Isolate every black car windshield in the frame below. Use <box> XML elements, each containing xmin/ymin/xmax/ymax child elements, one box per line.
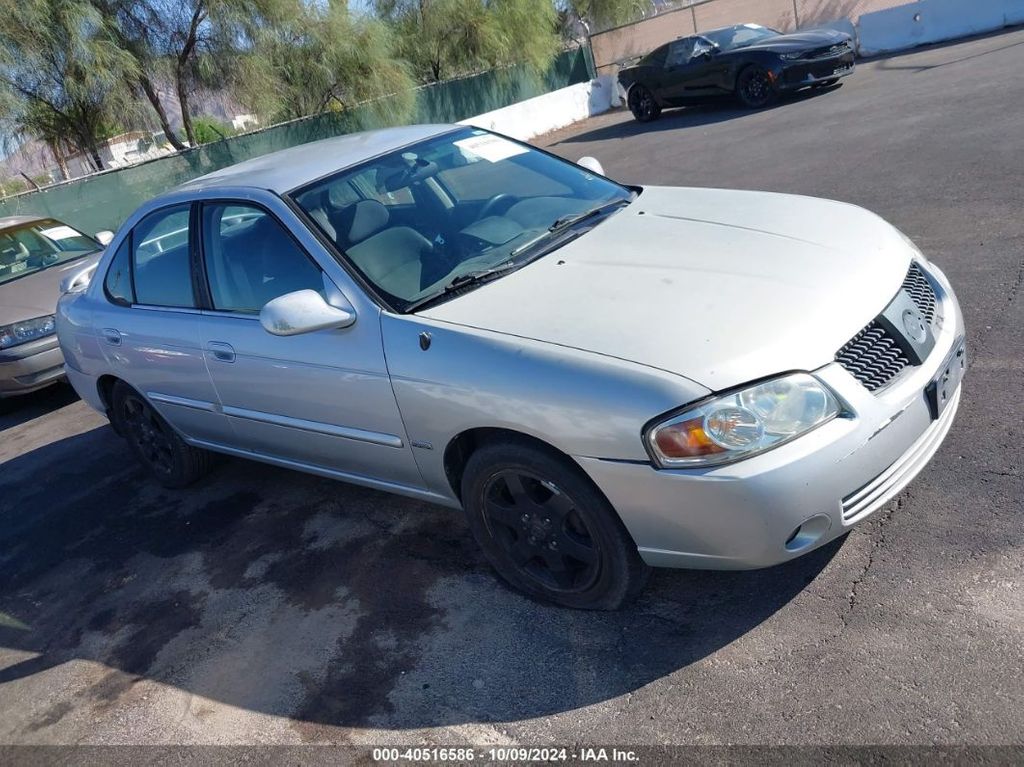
<box><xmin>290</xmin><ymin>127</ymin><xmax>632</xmax><ymax>312</ymax></box>
<box><xmin>703</xmin><ymin>24</ymin><xmax>780</xmax><ymax>51</ymax></box>
<box><xmin>0</xmin><ymin>219</ymin><xmax>99</xmax><ymax>286</ymax></box>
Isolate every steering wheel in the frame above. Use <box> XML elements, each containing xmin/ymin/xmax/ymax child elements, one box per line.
<box><xmin>476</xmin><ymin>193</ymin><xmax>519</xmax><ymax>222</ymax></box>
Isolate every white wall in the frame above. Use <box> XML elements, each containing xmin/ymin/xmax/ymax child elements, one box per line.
<box><xmin>858</xmin><ymin>0</ymin><xmax>1023</xmax><ymax>56</ymax></box>
<box><xmin>459</xmin><ymin>75</ymin><xmax>618</xmax><ymax>142</ymax></box>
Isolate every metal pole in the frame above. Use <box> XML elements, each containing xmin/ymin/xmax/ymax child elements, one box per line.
<box><xmin>792</xmin><ymin>0</ymin><xmax>800</xmax><ymax>29</ymax></box>
<box><xmin>690</xmin><ymin>3</ymin><xmax>697</xmax><ymax>33</ymax></box>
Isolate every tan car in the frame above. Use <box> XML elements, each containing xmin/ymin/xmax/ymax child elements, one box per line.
<box><xmin>0</xmin><ymin>216</ymin><xmax>110</xmax><ymax>398</ymax></box>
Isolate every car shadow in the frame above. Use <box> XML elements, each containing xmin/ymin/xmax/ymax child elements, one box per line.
<box><xmin>553</xmin><ymin>85</ymin><xmax>843</xmax><ymax>145</ymax></box>
<box><xmin>0</xmin><ymin>384</ymin><xmax>80</xmax><ymax>434</ymax></box>
<box><xmin>0</xmin><ymin>425</ymin><xmax>843</xmax><ymax>732</ymax></box>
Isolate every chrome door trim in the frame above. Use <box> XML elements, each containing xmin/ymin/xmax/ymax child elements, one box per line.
<box><xmin>221</xmin><ymin>404</ymin><xmax>405</xmax><ymax>448</ymax></box>
<box><xmin>147</xmin><ymin>391</ymin><xmax>219</xmax><ymax>412</ymax></box>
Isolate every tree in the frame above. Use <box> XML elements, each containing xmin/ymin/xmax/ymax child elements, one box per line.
<box><xmin>0</xmin><ymin>0</ymin><xmax>140</xmax><ymax>171</ymax></box>
<box><xmin>375</xmin><ymin>0</ymin><xmax>559</xmax><ymax>84</ymax></box>
<box><xmin>191</xmin><ymin>115</ymin><xmax>233</xmax><ymax>143</ymax></box>
<box><xmin>244</xmin><ymin>2</ymin><xmax>416</xmax><ymax>123</ymax></box>
<box><xmin>88</xmin><ymin>0</ymin><xmax>188</xmax><ymax>150</ymax></box>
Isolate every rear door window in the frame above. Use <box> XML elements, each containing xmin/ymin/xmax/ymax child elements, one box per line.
<box><xmin>131</xmin><ymin>205</ymin><xmax>195</xmax><ymax>308</ymax></box>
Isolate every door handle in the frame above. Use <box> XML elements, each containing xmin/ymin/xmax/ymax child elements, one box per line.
<box><xmin>206</xmin><ymin>341</ymin><xmax>235</xmax><ymax>363</ymax></box>
<box><xmin>101</xmin><ymin>328</ymin><xmax>122</xmax><ymax>346</ymax></box>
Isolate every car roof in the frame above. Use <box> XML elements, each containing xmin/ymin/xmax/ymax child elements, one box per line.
<box><xmin>176</xmin><ymin>124</ymin><xmax>461</xmax><ymax>196</ymax></box>
<box><xmin>0</xmin><ymin>215</ymin><xmax>48</xmax><ymax>230</ymax></box>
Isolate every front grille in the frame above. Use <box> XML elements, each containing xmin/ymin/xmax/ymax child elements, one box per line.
<box><xmin>835</xmin><ymin>321</ymin><xmax>911</xmax><ymax>392</ymax></box>
<box><xmin>805</xmin><ymin>42</ymin><xmax>851</xmax><ymax>60</ymax></box>
<box><xmin>835</xmin><ymin>262</ymin><xmax>939</xmax><ymax>392</ymax></box>
<box><xmin>901</xmin><ymin>262</ymin><xmax>936</xmax><ymax>324</ymax></box>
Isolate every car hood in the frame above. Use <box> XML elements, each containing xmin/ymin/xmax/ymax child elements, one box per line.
<box><xmin>0</xmin><ymin>253</ymin><xmax>101</xmax><ymax>326</ymax></box>
<box><xmin>742</xmin><ymin>28</ymin><xmax>850</xmax><ymax>53</ymax></box>
<box><xmin>422</xmin><ymin>186</ymin><xmax>912</xmax><ymax>391</ymax></box>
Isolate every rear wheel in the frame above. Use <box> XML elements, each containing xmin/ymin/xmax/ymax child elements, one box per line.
<box><xmin>627</xmin><ymin>84</ymin><xmax>661</xmax><ymax>122</ymax></box>
<box><xmin>461</xmin><ymin>440</ymin><xmax>650</xmax><ymax>609</ymax></box>
<box><xmin>111</xmin><ymin>381</ymin><xmax>214</xmax><ymax>488</ymax></box>
<box><xmin>736</xmin><ymin>65</ymin><xmax>778</xmax><ymax>108</ymax></box>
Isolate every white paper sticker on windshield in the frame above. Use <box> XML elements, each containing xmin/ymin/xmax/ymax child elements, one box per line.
<box><xmin>39</xmin><ymin>225</ymin><xmax>81</xmax><ymax>241</ymax></box>
<box><xmin>454</xmin><ymin>135</ymin><xmax>528</xmax><ymax>163</ymax></box>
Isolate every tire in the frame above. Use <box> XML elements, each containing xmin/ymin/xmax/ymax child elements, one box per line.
<box><xmin>111</xmin><ymin>381</ymin><xmax>215</xmax><ymax>488</ymax></box>
<box><xmin>461</xmin><ymin>439</ymin><xmax>650</xmax><ymax>610</ymax></box>
<box><xmin>627</xmin><ymin>84</ymin><xmax>661</xmax><ymax>123</ymax></box>
<box><xmin>736</xmin><ymin>65</ymin><xmax>778</xmax><ymax>108</ymax></box>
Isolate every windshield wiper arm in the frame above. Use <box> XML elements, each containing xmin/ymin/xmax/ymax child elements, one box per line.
<box><xmin>509</xmin><ymin>198</ymin><xmax>630</xmax><ymax>258</ymax></box>
<box><xmin>548</xmin><ymin>198</ymin><xmax>630</xmax><ymax>233</ymax></box>
<box><xmin>405</xmin><ymin>263</ymin><xmax>515</xmax><ymax>313</ymax></box>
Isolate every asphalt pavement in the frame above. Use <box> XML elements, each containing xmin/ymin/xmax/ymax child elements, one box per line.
<box><xmin>1</xmin><ymin>28</ymin><xmax>1022</xmax><ymax>747</ymax></box>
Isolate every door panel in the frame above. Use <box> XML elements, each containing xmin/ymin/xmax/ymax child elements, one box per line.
<box><xmin>199</xmin><ymin>311</ymin><xmax>424</xmax><ymax>487</ymax></box>
<box><xmin>197</xmin><ymin>200</ymin><xmax>424</xmax><ymax>488</ymax></box>
<box><xmin>95</xmin><ymin>203</ymin><xmax>230</xmax><ymax>442</ymax></box>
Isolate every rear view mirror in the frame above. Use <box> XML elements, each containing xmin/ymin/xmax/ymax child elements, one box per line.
<box><xmin>94</xmin><ymin>230</ymin><xmax>114</xmax><ymax>246</ymax></box>
<box><xmin>260</xmin><ymin>289</ymin><xmax>356</xmax><ymax>336</ymax></box>
<box><xmin>577</xmin><ymin>156</ymin><xmax>605</xmax><ymax>176</ymax></box>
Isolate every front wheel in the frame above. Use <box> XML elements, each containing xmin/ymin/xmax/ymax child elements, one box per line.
<box><xmin>111</xmin><ymin>381</ymin><xmax>215</xmax><ymax>488</ymax></box>
<box><xmin>461</xmin><ymin>440</ymin><xmax>650</xmax><ymax>609</ymax></box>
<box><xmin>627</xmin><ymin>84</ymin><xmax>661</xmax><ymax>122</ymax></box>
<box><xmin>736</xmin><ymin>65</ymin><xmax>778</xmax><ymax>108</ymax></box>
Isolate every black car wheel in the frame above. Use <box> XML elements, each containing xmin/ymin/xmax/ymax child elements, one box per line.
<box><xmin>627</xmin><ymin>84</ymin><xmax>661</xmax><ymax>122</ymax></box>
<box><xmin>461</xmin><ymin>439</ymin><xmax>650</xmax><ymax>609</ymax></box>
<box><xmin>111</xmin><ymin>381</ymin><xmax>214</xmax><ymax>488</ymax></box>
<box><xmin>736</xmin><ymin>65</ymin><xmax>778</xmax><ymax>108</ymax></box>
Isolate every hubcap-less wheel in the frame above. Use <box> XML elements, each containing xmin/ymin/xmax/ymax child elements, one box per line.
<box><xmin>738</xmin><ymin>67</ymin><xmax>773</xmax><ymax>107</ymax></box>
<box><xmin>122</xmin><ymin>394</ymin><xmax>175</xmax><ymax>477</ymax></box>
<box><xmin>628</xmin><ymin>86</ymin><xmax>659</xmax><ymax>122</ymax></box>
<box><xmin>481</xmin><ymin>469</ymin><xmax>599</xmax><ymax>593</ymax></box>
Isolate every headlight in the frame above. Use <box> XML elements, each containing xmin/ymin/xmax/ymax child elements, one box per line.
<box><xmin>0</xmin><ymin>315</ymin><xmax>56</xmax><ymax>350</ymax></box>
<box><xmin>645</xmin><ymin>373</ymin><xmax>843</xmax><ymax>468</ymax></box>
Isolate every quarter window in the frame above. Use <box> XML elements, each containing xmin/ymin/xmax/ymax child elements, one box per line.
<box><xmin>200</xmin><ymin>202</ymin><xmax>325</xmax><ymax>313</ymax></box>
<box><xmin>131</xmin><ymin>205</ymin><xmax>195</xmax><ymax>308</ymax></box>
<box><xmin>104</xmin><ymin>238</ymin><xmax>133</xmax><ymax>306</ymax></box>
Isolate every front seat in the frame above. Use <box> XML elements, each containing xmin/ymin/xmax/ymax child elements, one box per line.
<box><xmin>337</xmin><ymin>200</ymin><xmax>435</xmax><ymax>302</ymax></box>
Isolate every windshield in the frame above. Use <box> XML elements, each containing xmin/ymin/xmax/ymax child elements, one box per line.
<box><xmin>290</xmin><ymin>127</ymin><xmax>632</xmax><ymax>312</ymax></box>
<box><xmin>703</xmin><ymin>24</ymin><xmax>780</xmax><ymax>51</ymax></box>
<box><xmin>0</xmin><ymin>219</ymin><xmax>98</xmax><ymax>286</ymax></box>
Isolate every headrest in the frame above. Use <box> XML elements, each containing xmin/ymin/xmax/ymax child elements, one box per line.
<box><xmin>336</xmin><ymin>200</ymin><xmax>389</xmax><ymax>245</ymax></box>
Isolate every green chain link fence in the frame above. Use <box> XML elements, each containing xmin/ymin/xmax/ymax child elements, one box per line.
<box><xmin>0</xmin><ymin>47</ymin><xmax>593</xmax><ymax>235</ymax></box>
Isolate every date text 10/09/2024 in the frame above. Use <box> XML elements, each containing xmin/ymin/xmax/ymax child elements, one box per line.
<box><xmin>372</xmin><ymin>747</ymin><xmax>641</xmax><ymax>762</ymax></box>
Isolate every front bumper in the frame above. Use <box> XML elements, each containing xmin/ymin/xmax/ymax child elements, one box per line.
<box><xmin>577</xmin><ymin>260</ymin><xmax>964</xmax><ymax>570</ymax></box>
<box><xmin>0</xmin><ymin>334</ymin><xmax>65</xmax><ymax>397</ymax></box>
<box><xmin>779</xmin><ymin>52</ymin><xmax>856</xmax><ymax>90</ymax></box>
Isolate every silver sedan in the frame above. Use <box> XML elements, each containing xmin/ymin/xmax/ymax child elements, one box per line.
<box><xmin>56</xmin><ymin>125</ymin><xmax>965</xmax><ymax>609</ymax></box>
<box><xmin>0</xmin><ymin>216</ymin><xmax>107</xmax><ymax>398</ymax></box>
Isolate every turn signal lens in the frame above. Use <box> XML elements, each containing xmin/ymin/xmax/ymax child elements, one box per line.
<box><xmin>646</xmin><ymin>373</ymin><xmax>843</xmax><ymax>468</ymax></box>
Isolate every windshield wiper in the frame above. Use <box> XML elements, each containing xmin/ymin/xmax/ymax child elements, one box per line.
<box><xmin>510</xmin><ymin>198</ymin><xmax>630</xmax><ymax>258</ymax></box>
<box><xmin>405</xmin><ymin>263</ymin><xmax>515</xmax><ymax>313</ymax></box>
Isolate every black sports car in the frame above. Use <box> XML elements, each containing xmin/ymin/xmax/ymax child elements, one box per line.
<box><xmin>618</xmin><ymin>24</ymin><xmax>855</xmax><ymax>121</ymax></box>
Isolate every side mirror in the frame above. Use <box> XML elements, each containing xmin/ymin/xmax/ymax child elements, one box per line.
<box><xmin>60</xmin><ymin>263</ymin><xmax>98</xmax><ymax>294</ymax></box>
<box><xmin>577</xmin><ymin>156</ymin><xmax>605</xmax><ymax>176</ymax></box>
<box><xmin>259</xmin><ymin>289</ymin><xmax>356</xmax><ymax>336</ymax></box>
<box><xmin>94</xmin><ymin>230</ymin><xmax>115</xmax><ymax>246</ymax></box>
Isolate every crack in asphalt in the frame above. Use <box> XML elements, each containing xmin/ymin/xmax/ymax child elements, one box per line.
<box><xmin>842</xmin><ymin>495</ymin><xmax>905</xmax><ymax>628</ymax></box>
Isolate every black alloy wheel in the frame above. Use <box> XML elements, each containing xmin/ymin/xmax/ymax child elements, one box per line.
<box><xmin>481</xmin><ymin>469</ymin><xmax>600</xmax><ymax>593</ymax></box>
<box><xmin>628</xmin><ymin>84</ymin><xmax>661</xmax><ymax>122</ymax></box>
<box><xmin>737</xmin><ymin>65</ymin><xmax>777</xmax><ymax>108</ymax></box>
<box><xmin>461</xmin><ymin>440</ymin><xmax>650</xmax><ymax>609</ymax></box>
<box><xmin>122</xmin><ymin>391</ymin><xmax>175</xmax><ymax>478</ymax></box>
<box><xmin>111</xmin><ymin>381</ymin><xmax>214</xmax><ymax>488</ymax></box>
